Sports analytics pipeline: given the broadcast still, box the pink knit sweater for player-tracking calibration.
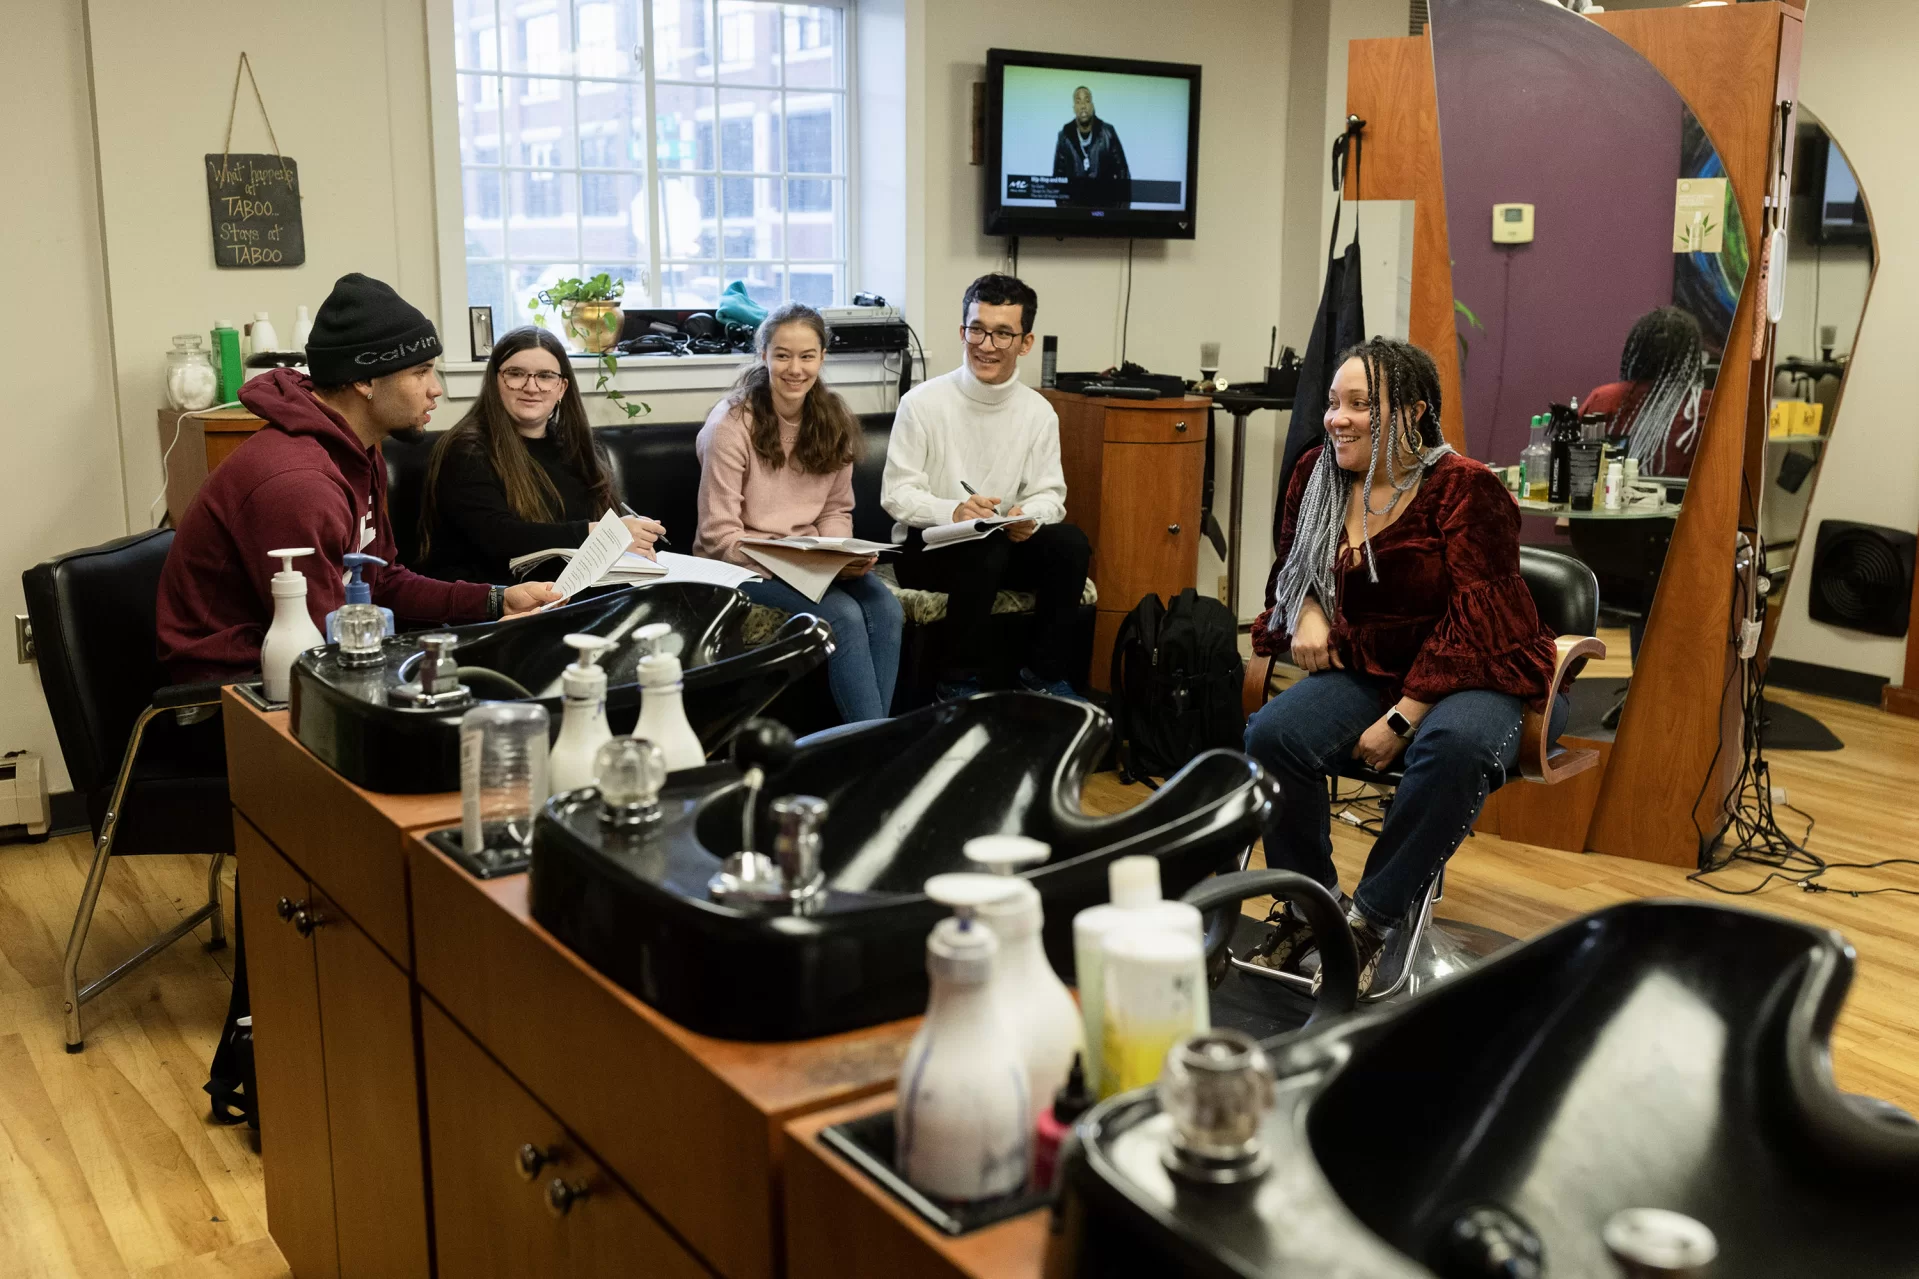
[694,399,855,567]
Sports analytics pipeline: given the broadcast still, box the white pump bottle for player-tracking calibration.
[631,622,705,772]
[261,547,325,703]
[897,873,1033,1202]
[549,633,617,793]
[1071,855,1208,1096]
[965,835,1083,1125]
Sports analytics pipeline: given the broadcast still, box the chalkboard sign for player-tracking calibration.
[204,153,305,268]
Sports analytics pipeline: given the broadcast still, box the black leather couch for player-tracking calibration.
[381,412,1093,716]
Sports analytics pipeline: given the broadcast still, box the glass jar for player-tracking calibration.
[165,335,219,410]
[459,703,550,858]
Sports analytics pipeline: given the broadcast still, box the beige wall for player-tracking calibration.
[1771,0,1919,680]
[2,3,125,792]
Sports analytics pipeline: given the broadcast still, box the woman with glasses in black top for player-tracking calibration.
[418,326,665,584]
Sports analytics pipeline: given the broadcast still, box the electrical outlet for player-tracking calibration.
[1217,575,1231,606]
[14,615,31,664]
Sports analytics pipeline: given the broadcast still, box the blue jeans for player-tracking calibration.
[743,573,903,723]
[1243,671,1570,928]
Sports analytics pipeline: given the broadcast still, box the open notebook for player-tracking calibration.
[920,515,1030,549]
[737,536,896,602]
[517,511,761,605]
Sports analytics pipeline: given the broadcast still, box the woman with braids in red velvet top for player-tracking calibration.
[1243,337,1570,996]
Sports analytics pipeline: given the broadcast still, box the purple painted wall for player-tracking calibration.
[1429,0,1683,469]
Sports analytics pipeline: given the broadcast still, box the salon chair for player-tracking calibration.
[22,529,234,1051]
[1231,546,1605,1003]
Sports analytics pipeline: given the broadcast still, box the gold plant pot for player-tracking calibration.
[563,301,624,353]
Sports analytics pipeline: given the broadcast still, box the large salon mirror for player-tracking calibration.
[1429,0,1752,735]
[1764,109,1875,592]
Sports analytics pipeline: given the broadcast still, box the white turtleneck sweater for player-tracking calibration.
[880,364,1069,539]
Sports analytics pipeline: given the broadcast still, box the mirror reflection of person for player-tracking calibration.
[1584,306,1709,478]
[1051,86,1130,208]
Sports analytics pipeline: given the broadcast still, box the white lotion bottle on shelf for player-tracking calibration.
[897,873,1032,1202]
[632,622,705,771]
[250,311,280,354]
[1071,855,1209,1096]
[291,305,313,353]
[965,836,1083,1124]
[550,633,617,793]
[261,547,325,703]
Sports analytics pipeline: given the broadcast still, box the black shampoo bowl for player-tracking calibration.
[1049,900,1919,1278]
[292,583,830,792]
[529,692,1273,1040]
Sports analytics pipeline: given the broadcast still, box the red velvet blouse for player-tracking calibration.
[1251,448,1562,707]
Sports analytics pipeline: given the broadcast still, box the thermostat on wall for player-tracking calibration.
[1492,202,1535,244]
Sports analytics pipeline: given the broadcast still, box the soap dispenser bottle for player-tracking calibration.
[897,873,1032,1202]
[262,547,326,703]
[325,553,396,643]
[631,622,705,772]
[1071,856,1208,1097]
[550,633,617,793]
[291,305,313,353]
[965,835,1084,1125]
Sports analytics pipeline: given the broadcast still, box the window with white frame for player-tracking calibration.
[452,0,850,335]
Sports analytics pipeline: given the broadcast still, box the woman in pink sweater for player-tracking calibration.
[696,304,903,721]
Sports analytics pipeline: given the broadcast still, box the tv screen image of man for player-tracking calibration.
[1052,86,1130,208]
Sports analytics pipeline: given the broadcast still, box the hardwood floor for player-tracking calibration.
[1,681,1912,1275]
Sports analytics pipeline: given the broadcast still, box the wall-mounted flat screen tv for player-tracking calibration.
[983,48,1202,240]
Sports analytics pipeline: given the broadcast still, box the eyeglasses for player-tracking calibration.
[500,368,566,391]
[961,324,1025,350]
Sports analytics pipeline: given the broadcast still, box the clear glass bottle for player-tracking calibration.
[1520,416,1552,501]
[460,703,550,858]
[165,334,219,410]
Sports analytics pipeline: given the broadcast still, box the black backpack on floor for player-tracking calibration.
[1109,588,1245,784]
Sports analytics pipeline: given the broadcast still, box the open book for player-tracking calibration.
[737,536,897,603]
[920,515,1031,549]
[524,511,762,609]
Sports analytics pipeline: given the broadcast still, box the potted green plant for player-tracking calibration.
[530,274,648,420]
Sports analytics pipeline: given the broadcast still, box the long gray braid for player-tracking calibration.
[1271,338,1454,638]
[1613,307,1705,473]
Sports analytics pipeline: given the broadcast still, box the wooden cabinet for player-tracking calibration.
[157,406,266,525]
[1044,390,1211,689]
[233,813,431,1277]
[422,999,707,1279]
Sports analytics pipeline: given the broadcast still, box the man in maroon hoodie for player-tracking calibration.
[158,273,560,682]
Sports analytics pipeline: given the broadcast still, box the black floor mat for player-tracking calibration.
[1565,677,1842,751]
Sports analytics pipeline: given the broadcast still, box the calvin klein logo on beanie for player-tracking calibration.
[306,272,443,386]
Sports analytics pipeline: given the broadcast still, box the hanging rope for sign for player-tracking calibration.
[221,52,291,183]
[204,52,304,268]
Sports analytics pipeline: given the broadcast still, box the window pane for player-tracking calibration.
[658,175,717,259]
[507,3,574,77]
[787,264,840,309]
[582,263,649,307]
[503,79,577,165]
[582,173,647,256]
[661,263,720,306]
[718,1,780,86]
[785,176,836,214]
[509,170,579,262]
[463,170,505,255]
[723,176,782,258]
[654,83,715,172]
[454,0,500,71]
[574,0,636,80]
[458,75,502,163]
[467,263,511,344]
[576,80,642,167]
[781,5,839,90]
[652,0,714,81]
[785,180,839,260]
[719,88,781,173]
[725,262,783,307]
[783,95,840,174]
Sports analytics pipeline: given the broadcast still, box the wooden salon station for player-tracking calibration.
[225,690,917,1279]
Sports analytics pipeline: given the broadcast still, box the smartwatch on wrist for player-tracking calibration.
[1385,708,1416,739]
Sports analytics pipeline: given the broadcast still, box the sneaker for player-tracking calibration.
[1313,910,1388,998]
[1018,667,1085,701]
[934,676,983,702]
[1244,902,1318,974]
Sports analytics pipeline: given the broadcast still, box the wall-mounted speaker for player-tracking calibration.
[1807,520,1916,637]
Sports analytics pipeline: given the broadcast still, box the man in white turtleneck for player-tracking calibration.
[884,273,1091,700]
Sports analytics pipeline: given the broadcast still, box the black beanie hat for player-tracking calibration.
[306,273,442,386]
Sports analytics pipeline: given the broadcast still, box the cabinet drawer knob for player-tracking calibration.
[547,1177,592,1217]
[292,908,329,938]
[1174,420,1188,432]
[1168,523,1182,535]
[516,1143,557,1180]
[276,896,303,922]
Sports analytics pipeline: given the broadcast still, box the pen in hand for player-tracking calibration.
[618,502,671,550]
[958,481,1002,518]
